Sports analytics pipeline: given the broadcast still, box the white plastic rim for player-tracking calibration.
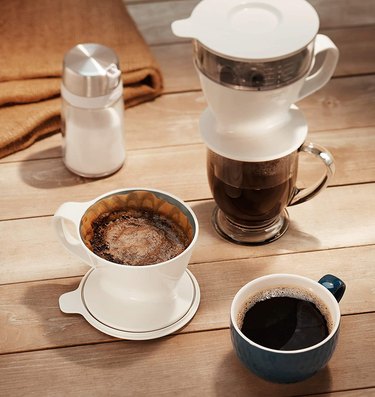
[200,107,308,162]
[54,187,199,270]
[172,0,319,60]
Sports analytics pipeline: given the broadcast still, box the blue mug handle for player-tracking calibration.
[319,274,346,302]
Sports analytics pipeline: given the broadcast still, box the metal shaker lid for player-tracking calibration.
[63,43,122,97]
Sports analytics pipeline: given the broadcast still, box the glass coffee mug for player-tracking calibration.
[207,141,335,245]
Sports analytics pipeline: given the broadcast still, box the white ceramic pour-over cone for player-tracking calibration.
[54,188,200,336]
[172,0,339,134]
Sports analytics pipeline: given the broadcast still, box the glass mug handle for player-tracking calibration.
[297,34,339,101]
[289,142,335,206]
[53,201,93,266]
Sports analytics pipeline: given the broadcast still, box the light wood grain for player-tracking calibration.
[319,388,375,397]
[0,245,373,354]
[153,25,375,93]
[1,23,374,165]
[0,1,374,395]
[2,72,375,164]
[1,124,375,220]
[310,0,375,29]
[301,75,375,132]
[1,183,375,285]
[326,26,375,77]
[126,0,375,45]
[0,144,209,220]
[125,72,375,148]
[318,390,375,397]
[127,0,198,45]
[0,313,374,397]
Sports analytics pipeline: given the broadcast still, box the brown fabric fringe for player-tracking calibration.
[0,0,163,158]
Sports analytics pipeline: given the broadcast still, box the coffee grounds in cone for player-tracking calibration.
[90,208,189,266]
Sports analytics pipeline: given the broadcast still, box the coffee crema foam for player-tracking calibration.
[89,208,189,266]
[237,286,334,334]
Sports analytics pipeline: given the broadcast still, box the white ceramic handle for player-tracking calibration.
[297,34,339,101]
[53,201,94,266]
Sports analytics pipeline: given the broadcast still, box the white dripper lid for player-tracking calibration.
[172,0,319,61]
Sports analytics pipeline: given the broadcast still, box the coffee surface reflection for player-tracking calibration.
[238,287,331,351]
[90,208,190,266]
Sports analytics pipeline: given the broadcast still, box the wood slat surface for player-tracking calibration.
[1,183,375,285]
[126,0,375,45]
[1,244,374,354]
[153,25,375,93]
[1,24,375,164]
[0,21,375,163]
[1,123,375,221]
[1,0,375,396]
[0,313,374,397]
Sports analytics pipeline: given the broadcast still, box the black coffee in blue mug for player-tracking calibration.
[241,291,330,351]
[230,274,345,383]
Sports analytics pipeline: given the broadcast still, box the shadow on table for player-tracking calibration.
[214,351,332,397]
[191,199,323,255]
[23,279,161,370]
[19,146,95,189]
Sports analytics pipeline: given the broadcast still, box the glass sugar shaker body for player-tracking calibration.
[61,43,125,177]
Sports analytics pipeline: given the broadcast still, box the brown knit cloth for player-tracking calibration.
[0,0,163,158]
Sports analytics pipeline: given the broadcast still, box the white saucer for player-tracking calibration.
[59,268,200,340]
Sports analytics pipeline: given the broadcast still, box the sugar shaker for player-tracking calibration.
[61,43,125,177]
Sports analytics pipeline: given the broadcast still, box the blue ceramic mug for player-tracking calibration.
[230,273,346,383]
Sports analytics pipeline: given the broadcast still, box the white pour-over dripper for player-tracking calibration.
[172,0,338,245]
[172,0,339,134]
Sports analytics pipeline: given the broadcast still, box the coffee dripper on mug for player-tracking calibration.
[172,0,338,134]
[172,0,339,244]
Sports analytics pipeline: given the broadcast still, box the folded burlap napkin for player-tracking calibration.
[0,0,163,158]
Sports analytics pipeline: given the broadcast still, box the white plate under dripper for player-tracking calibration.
[59,268,200,340]
[200,106,308,162]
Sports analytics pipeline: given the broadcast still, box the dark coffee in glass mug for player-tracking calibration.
[207,142,335,245]
[208,150,298,226]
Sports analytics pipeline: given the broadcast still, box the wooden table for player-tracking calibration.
[1,1,375,396]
